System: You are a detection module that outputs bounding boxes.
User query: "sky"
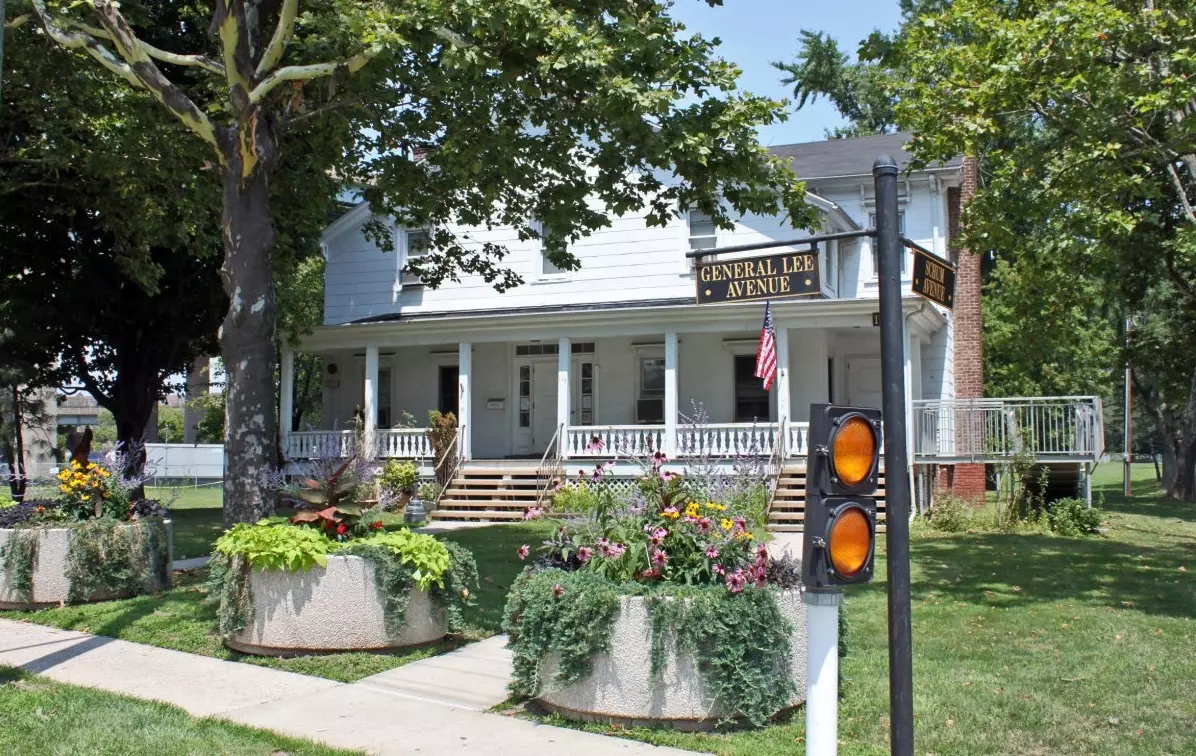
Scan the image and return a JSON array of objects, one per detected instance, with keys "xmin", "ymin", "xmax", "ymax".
[{"xmin": 669, "ymin": 0, "xmax": 903, "ymax": 146}]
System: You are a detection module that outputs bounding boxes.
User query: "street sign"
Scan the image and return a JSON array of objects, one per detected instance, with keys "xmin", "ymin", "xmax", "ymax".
[
  {"xmin": 911, "ymin": 247, "xmax": 956, "ymax": 309},
  {"xmin": 695, "ymin": 250, "xmax": 820, "ymax": 304}
]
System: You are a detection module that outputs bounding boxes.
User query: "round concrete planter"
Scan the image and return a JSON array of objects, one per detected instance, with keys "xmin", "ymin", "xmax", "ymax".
[
  {"xmin": 536, "ymin": 590, "xmax": 806, "ymax": 729},
  {"xmin": 0, "ymin": 519, "xmax": 173, "ymax": 610},
  {"xmin": 226, "ymin": 554, "xmax": 448, "ymax": 656}
]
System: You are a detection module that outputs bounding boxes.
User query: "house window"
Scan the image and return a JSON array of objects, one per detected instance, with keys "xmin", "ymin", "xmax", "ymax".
[
  {"xmin": 636, "ymin": 357, "xmax": 665, "ymax": 424},
  {"xmin": 579, "ymin": 362, "xmax": 595, "ymax": 425},
  {"xmin": 869, "ymin": 211, "xmax": 906, "ymax": 275},
  {"xmin": 734, "ymin": 354, "xmax": 770, "ymax": 423},
  {"xmin": 402, "ymin": 228, "xmax": 431, "ymax": 286},
  {"xmin": 518, "ymin": 365, "xmax": 531, "ymax": 428},
  {"xmin": 438, "ymin": 365, "xmax": 459, "ymax": 417},
  {"xmin": 515, "ymin": 343, "xmax": 559, "ymax": 356},
  {"xmin": 540, "ymin": 224, "xmax": 567, "ymax": 276},
  {"xmin": 687, "ymin": 211, "xmax": 717, "ymax": 272}
]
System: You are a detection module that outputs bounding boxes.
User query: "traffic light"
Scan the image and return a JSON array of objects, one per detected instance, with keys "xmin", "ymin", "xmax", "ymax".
[{"xmin": 802, "ymin": 404, "xmax": 882, "ymax": 590}]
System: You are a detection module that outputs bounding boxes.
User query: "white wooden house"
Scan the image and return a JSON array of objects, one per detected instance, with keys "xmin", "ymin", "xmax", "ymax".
[{"xmin": 284, "ymin": 133, "xmax": 1103, "ymax": 523}]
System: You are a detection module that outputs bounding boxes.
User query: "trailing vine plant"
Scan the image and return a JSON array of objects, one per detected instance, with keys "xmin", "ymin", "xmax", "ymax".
[
  {"xmin": 1, "ymin": 530, "xmax": 40, "ymax": 604},
  {"xmin": 206, "ymin": 552, "xmax": 254, "ymax": 638},
  {"xmin": 503, "ymin": 568, "xmax": 622, "ymax": 698},
  {"xmin": 65, "ymin": 519, "xmax": 170, "ymax": 604}
]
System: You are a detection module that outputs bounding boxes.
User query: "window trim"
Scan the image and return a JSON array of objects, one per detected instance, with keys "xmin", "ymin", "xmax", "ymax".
[
  {"xmin": 684, "ymin": 209, "xmax": 719, "ymax": 274},
  {"xmin": 868, "ymin": 211, "xmax": 908, "ymax": 278},
  {"xmin": 635, "ymin": 354, "xmax": 666, "ymax": 425},
  {"xmin": 535, "ymin": 221, "xmax": 570, "ymax": 283},
  {"xmin": 401, "ymin": 227, "xmax": 432, "ymax": 288}
]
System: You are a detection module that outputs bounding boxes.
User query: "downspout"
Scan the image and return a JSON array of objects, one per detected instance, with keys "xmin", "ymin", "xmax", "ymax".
[{"xmin": 905, "ymin": 301, "xmax": 930, "ymax": 522}]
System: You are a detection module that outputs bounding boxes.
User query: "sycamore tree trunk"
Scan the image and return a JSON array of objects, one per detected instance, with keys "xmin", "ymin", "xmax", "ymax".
[
  {"xmin": 1169, "ymin": 370, "xmax": 1196, "ymax": 502},
  {"xmin": 218, "ymin": 128, "xmax": 279, "ymax": 528}
]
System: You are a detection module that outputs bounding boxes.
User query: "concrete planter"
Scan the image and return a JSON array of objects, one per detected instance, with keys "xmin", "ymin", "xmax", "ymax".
[
  {"xmin": 0, "ymin": 519, "xmax": 173, "ymax": 610},
  {"xmin": 536, "ymin": 590, "xmax": 806, "ymax": 729},
  {"xmin": 227, "ymin": 554, "xmax": 448, "ymax": 656}
]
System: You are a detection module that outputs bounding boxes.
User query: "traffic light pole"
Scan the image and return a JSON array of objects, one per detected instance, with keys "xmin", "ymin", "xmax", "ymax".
[
  {"xmin": 804, "ymin": 590, "xmax": 842, "ymax": 756},
  {"xmin": 873, "ymin": 155, "xmax": 915, "ymax": 756}
]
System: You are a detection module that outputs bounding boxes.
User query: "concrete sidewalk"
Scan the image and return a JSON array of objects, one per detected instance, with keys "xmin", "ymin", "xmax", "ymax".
[{"xmin": 0, "ymin": 619, "xmax": 694, "ymax": 755}]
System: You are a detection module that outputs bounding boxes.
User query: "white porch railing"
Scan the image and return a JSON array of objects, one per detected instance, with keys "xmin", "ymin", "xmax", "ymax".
[
  {"xmin": 679, "ymin": 423, "xmax": 781, "ymax": 457},
  {"xmin": 285, "ymin": 428, "xmax": 435, "ymax": 459},
  {"xmin": 564, "ymin": 422, "xmax": 814, "ymax": 459},
  {"xmin": 376, "ymin": 428, "xmax": 434, "ymax": 458},
  {"xmin": 285, "ymin": 430, "xmax": 357, "ymax": 460},
  {"xmin": 912, "ymin": 396, "xmax": 1104, "ymax": 463},
  {"xmin": 565, "ymin": 426, "xmax": 665, "ymax": 458}
]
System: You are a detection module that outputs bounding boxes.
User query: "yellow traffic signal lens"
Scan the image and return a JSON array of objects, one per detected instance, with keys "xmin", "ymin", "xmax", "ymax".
[
  {"xmin": 829, "ymin": 507, "xmax": 872, "ymax": 578},
  {"xmin": 832, "ymin": 415, "xmax": 877, "ymax": 487}
]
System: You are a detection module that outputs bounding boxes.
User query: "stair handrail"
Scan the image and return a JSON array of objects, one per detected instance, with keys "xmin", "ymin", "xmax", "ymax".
[
  {"xmin": 764, "ymin": 417, "xmax": 787, "ymax": 519},
  {"xmin": 430, "ymin": 425, "xmax": 465, "ymax": 513},
  {"xmin": 534, "ymin": 423, "xmax": 564, "ymax": 510}
]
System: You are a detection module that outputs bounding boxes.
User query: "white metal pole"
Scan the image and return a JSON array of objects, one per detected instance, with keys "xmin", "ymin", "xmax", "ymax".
[{"xmin": 805, "ymin": 590, "xmax": 842, "ymax": 756}]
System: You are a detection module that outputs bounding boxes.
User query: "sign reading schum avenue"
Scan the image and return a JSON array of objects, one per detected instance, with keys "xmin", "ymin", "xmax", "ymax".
[
  {"xmin": 911, "ymin": 247, "xmax": 957, "ymax": 309},
  {"xmin": 696, "ymin": 250, "xmax": 820, "ymax": 305}
]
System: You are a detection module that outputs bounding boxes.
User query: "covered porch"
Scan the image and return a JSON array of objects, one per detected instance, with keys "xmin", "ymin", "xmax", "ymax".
[{"xmin": 282, "ymin": 297, "xmax": 949, "ymax": 465}]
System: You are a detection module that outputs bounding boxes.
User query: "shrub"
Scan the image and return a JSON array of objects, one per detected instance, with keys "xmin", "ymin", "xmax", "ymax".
[
  {"xmin": 550, "ymin": 481, "xmax": 600, "ymax": 514},
  {"xmin": 214, "ymin": 522, "xmax": 333, "ymax": 571},
  {"xmin": 927, "ymin": 492, "xmax": 974, "ymax": 533},
  {"xmin": 417, "ymin": 481, "xmax": 441, "ymax": 502},
  {"xmin": 378, "ymin": 460, "xmax": 418, "ymax": 495},
  {"xmin": 1047, "ymin": 498, "xmax": 1103, "ymax": 536}
]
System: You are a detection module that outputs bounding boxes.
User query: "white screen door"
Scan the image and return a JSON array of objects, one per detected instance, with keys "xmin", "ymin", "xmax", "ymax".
[{"xmin": 532, "ymin": 362, "xmax": 559, "ymax": 449}]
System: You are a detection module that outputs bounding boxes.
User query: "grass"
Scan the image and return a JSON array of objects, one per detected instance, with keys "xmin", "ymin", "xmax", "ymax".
[
  {"xmin": 0, "ymin": 665, "xmax": 359, "ymax": 756},
  {"xmin": 513, "ymin": 464, "xmax": 1196, "ymax": 755},
  {"xmin": 0, "ymin": 522, "xmax": 549, "ymax": 683}
]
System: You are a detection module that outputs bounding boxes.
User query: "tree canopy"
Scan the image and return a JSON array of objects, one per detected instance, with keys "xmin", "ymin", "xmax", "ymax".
[{"xmin": 23, "ymin": 0, "xmax": 820, "ymax": 524}]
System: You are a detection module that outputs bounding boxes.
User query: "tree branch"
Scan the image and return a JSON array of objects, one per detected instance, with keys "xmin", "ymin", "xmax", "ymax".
[
  {"xmin": 255, "ymin": 0, "xmax": 297, "ymax": 76},
  {"xmin": 63, "ymin": 19, "xmax": 225, "ymax": 75},
  {"xmin": 1166, "ymin": 161, "xmax": 1196, "ymax": 224},
  {"xmin": 249, "ymin": 45, "xmax": 381, "ymax": 104},
  {"xmin": 5, "ymin": 14, "xmax": 31, "ymax": 29},
  {"xmin": 87, "ymin": 0, "xmax": 225, "ymax": 160},
  {"xmin": 29, "ymin": 0, "xmax": 146, "ymax": 90}
]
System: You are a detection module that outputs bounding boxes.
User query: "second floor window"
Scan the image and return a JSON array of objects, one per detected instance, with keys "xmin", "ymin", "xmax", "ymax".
[
  {"xmin": 688, "ymin": 211, "xmax": 717, "ymax": 251},
  {"xmin": 540, "ymin": 224, "xmax": 567, "ymax": 276},
  {"xmin": 402, "ymin": 228, "xmax": 431, "ymax": 286}
]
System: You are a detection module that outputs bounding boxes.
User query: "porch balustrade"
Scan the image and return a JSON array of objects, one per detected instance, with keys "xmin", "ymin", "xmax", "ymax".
[
  {"xmin": 565, "ymin": 425, "xmax": 665, "ymax": 458},
  {"xmin": 375, "ymin": 428, "xmax": 434, "ymax": 458},
  {"xmin": 565, "ymin": 421, "xmax": 813, "ymax": 460},
  {"xmin": 678, "ymin": 423, "xmax": 781, "ymax": 457},
  {"xmin": 284, "ymin": 430, "xmax": 357, "ymax": 460}
]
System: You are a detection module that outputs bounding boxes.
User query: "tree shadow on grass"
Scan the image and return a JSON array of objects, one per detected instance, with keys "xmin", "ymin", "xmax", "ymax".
[
  {"xmin": 912, "ymin": 534, "xmax": 1196, "ymax": 619},
  {"xmin": 1091, "ymin": 477, "xmax": 1196, "ymax": 523}
]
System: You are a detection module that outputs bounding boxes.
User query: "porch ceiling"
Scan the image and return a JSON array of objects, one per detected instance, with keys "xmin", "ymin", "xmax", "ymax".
[{"xmin": 299, "ymin": 296, "xmax": 945, "ymax": 352}]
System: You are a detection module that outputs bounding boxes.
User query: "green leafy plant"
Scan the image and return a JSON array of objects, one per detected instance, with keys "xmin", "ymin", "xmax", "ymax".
[
  {"xmin": 206, "ymin": 552, "xmax": 253, "ymax": 638},
  {"xmin": 65, "ymin": 519, "xmax": 170, "ymax": 604},
  {"xmin": 378, "ymin": 461, "xmax": 418, "ymax": 496},
  {"xmin": 417, "ymin": 481, "xmax": 441, "ymax": 502},
  {"xmin": 289, "ymin": 459, "xmax": 360, "ymax": 509},
  {"xmin": 1047, "ymin": 498, "xmax": 1104, "ymax": 536},
  {"xmin": 2, "ymin": 530, "xmax": 40, "ymax": 604},
  {"xmin": 927, "ymin": 492, "xmax": 975, "ymax": 533},
  {"xmin": 427, "ymin": 411, "xmax": 458, "ymax": 486},
  {"xmin": 354, "ymin": 530, "xmax": 452, "ymax": 590},
  {"xmin": 503, "ymin": 567, "xmax": 622, "ymax": 698},
  {"xmin": 214, "ymin": 522, "xmax": 332, "ymax": 571}
]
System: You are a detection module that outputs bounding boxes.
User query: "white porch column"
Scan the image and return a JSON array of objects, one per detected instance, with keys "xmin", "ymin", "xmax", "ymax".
[
  {"xmin": 280, "ymin": 348, "xmax": 295, "ymax": 438},
  {"xmin": 458, "ymin": 342, "xmax": 472, "ymax": 460},
  {"xmin": 776, "ymin": 326, "xmax": 791, "ymax": 423},
  {"xmin": 903, "ymin": 323, "xmax": 914, "ymax": 466},
  {"xmin": 664, "ymin": 331, "xmax": 678, "ymax": 457},
  {"xmin": 363, "ymin": 346, "xmax": 378, "ymax": 459},
  {"xmin": 557, "ymin": 336, "xmax": 571, "ymax": 445}
]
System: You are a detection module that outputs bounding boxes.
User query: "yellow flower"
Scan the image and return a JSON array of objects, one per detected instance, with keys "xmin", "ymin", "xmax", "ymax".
[
  {"xmin": 663, "ymin": 508, "xmax": 680, "ymax": 520},
  {"xmin": 99, "ymin": 469, "xmax": 111, "ymax": 478},
  {"xmin": 684, "ymin": 502, "xmax": 700, "ymax": 518},
  {"xmin": 736, "ymin": 531, "xmax": 754, "ymax": 541},
  {"xmin": 80, "ymin": 494, "xmax": 90, "ymax": 502},
  {"xmin": 705, "ymin": 502, "xmax": 727, "ymax": 512},
  {"xmin": 720, "ymin": 518, "xmax": 733, "ymax": 531}
]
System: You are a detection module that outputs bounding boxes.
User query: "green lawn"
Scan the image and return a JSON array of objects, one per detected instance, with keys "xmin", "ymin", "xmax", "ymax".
[
  {"xmin": 0, "ymin": 665, "xmax": 359, "ymax": 756},
  {"xmin": 0, "ymin": 522, "xmax": 550, "ymax": 682},
  {"xmin": 520, "ymin": 463, "xmax": 1196, "ymax": 755}
]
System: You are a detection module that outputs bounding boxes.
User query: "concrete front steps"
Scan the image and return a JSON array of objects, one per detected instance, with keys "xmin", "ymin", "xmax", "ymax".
[
  {"xmin": 768, "ymin": 465, "xmax": 888, "ymax": 533},
  {"xmin": 428, "ymin": 462, "xmax": 544, "ymax": 522}
]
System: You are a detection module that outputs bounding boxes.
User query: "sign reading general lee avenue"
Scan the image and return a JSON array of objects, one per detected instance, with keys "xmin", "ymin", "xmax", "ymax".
[
  {"xmin": 911, "ymin": 248, "xmax": 957, "ymax": 309},
  {"xmin": 696, "ymin": 250, "xmax": 820, "ymax": 304}
]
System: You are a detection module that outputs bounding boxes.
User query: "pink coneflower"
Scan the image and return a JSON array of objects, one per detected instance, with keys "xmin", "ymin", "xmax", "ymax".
[
  {"xmin": 734, "ymin": 517, "xmax": 748, "ymax": 532},
  {"xmin": 696, "ymin": 517, "xmax": 712, "ymax": 533},
  {"xmin": 651, "ymin": 548, "xmax": 668, "ymax": 567},
  {"xmin": 712, "ymin": 563, "xmax": 726, "ymax": 576},
  {"xmin": 578, "ymin": 546, "xmax": 593, "ymax": 563},
  {"xmin": 725, "ymin": 568, "xmax": 747, "ymax": 594},
  {"xmin": 649, "ymin": 527, "xmax": 668, "ymax": 546},
  {"xmin": 706, "ymin": 546, "xmax": 720, "ymax": 559},
  {"xmin": 553, "ymin": 584, "xmax": 565, "ymax": 598},
  {"xmin": 523, "ymin": 506, "xmax": 543, "ymax": 521},
  {"xmin": 517, "ymin": 544, "xmax": 530, "ymax": 560}
]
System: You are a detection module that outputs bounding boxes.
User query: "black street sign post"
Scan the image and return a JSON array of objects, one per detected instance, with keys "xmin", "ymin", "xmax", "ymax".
[
  {"xmin": 910, "ymin": 246, "xmax": 957, "ymax": 309},
  {"xmin": 873, "ymin": 155, "xmax": 916, "ymax": 756},
  {"xmin": 695, "ymin": 249, "xmax": 820, "ymax": 304}
]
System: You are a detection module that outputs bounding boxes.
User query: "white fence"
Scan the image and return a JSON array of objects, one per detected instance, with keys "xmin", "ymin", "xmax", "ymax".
[{"xmin": 145, "ymin": 443, "xmax": 224, "ymax": 481}]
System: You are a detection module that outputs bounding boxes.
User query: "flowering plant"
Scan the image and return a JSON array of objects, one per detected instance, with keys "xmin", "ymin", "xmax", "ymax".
[
  {"xmin": 527, "ymin": 452, "xmax": 771, "ymax": 591},
  {"xmin": 56, "ymin": 459, "xmax": 130, "ymax": 521}
]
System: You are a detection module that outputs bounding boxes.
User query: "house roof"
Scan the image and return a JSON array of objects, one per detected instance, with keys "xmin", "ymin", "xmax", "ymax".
[{"xmin": 769, "ymin": 132, "xmax": 963, "ymax": 180}]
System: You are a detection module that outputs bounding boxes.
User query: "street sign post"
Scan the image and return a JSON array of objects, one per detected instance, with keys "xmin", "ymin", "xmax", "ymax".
[
  {"xmin": 910, "ymin": 247, "xmax": 957, "ymax": 309},
  {"xmin": 873, "ymin": 155, "xmax": 916, "ymax": 756}
]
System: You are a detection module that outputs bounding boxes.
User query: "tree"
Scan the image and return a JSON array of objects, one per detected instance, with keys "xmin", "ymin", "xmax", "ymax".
[
  {"xmin": 191, "ymin": 393, "xmax": 226, "ymax": 444},
  {"xmin": 893, "ymin": 0, "xmax": 1196, "ymax": 500},
  {"xmin": 24, "ymin": 0, "xmax": 816, "ymax": 525},
  {"xmin": 158, "ymin": 405, "xmax": 184, "ymax": 443}
]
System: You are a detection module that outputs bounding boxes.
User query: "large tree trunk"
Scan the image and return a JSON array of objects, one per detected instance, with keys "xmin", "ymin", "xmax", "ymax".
[
  {"xmin": 219, "ymin": 156, "xmax": 278, "ymax": 527},
  {"xmin": 4, "ymin": 385, "xmax": 29, "ymax": 502},
  {"xmin": 1167, "ymin": 369, "xmax": 1196, "ymax": 502}
]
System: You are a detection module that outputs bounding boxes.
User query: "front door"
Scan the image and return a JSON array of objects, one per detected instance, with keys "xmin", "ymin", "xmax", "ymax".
[{"xmin": 532, "ymin": 362, "xmax": 559, "ymax": 450}]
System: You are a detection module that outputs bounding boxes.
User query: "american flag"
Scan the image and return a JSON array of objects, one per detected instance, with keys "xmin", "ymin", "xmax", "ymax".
[{"xmin": 755, "ymin": 302, "xmax": 777, "ymax": 390}]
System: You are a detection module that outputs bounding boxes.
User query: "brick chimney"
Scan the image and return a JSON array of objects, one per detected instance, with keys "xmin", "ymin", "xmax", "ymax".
[{"xmin": 946, "ymin": 155, "xmax": 987, "ymax": 501}]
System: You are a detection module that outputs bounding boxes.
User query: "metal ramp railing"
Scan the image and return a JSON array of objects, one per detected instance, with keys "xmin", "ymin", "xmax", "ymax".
[{"xmin": 912, "ymin": 396, "xmax": 1104, "ymax": 464}]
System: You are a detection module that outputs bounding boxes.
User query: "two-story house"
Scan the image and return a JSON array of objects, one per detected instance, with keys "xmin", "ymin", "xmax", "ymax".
[{"xmin": 283, "ymin": 133, "xmax": 986, "ymax": 524}]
